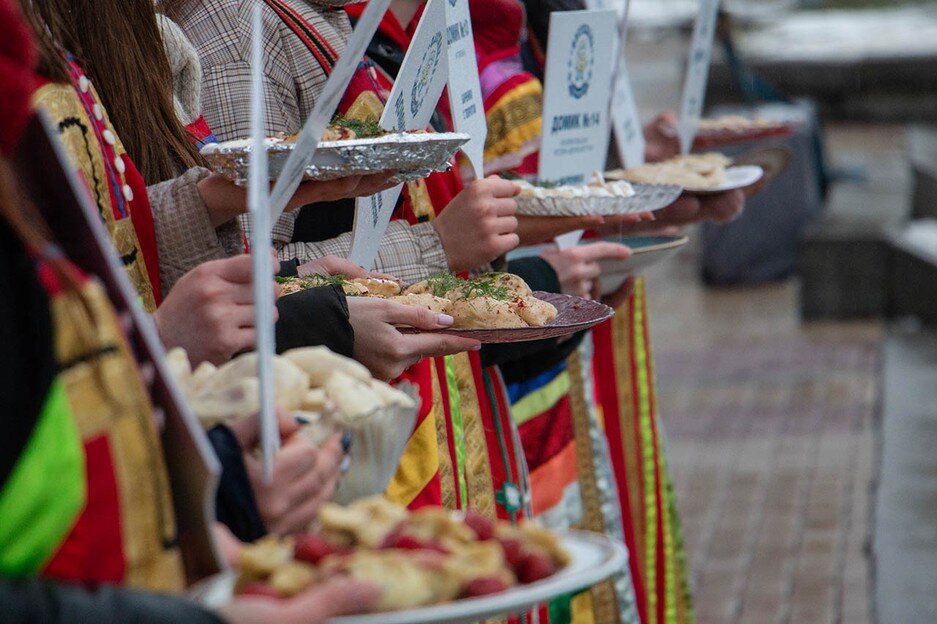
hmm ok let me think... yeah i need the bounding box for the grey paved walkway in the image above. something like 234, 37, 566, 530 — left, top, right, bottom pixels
875, 327, 937, 623
638, 123, 904, 623
645, 256, 879, 624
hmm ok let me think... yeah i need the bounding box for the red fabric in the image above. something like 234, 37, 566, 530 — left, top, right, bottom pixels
469, 0, 524, 67
42, 436, 127, 584
0, 0, 37, 154
591, 318, 648, 623
345, 3, 411, 49
184, 115, 216, 145
517, 397, 573, 472
122, 156, 163, 304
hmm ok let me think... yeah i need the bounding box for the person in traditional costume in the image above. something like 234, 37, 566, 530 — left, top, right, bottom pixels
27, 0, 478, 383
0, 2, 377, 619
472, 1, 749, 622
19, 0, 373, 542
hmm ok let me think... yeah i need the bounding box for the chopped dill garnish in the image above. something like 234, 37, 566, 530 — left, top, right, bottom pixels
425, 272, 464, 297
458, 276, 510, 301
330, 115, 386, 138
305, 273, 348, 286
279, 274, 348, 290
534, 179, 561, 189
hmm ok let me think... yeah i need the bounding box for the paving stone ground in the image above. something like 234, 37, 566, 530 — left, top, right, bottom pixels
645, 256, 880, 624
638, 124, 903, 624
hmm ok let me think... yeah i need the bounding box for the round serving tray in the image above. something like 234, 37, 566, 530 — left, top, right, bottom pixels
201, 132, 470, 183
330, 530, 628, 624
398, 291, 614, 343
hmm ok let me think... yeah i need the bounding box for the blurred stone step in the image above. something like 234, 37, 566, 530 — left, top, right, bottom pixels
885, 219, 937, 324
800, 218, 937, 322
798, 219, 892, 320
908, 126, 937, 220
876, 323, 937, 623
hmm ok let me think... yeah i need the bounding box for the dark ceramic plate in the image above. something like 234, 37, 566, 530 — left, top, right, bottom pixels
398, 291, 614, 343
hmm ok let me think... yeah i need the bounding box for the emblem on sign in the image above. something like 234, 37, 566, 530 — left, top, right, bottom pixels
567, 24, 594, 100
410, 31, 444, 117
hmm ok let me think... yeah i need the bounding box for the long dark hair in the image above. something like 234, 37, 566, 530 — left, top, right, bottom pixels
19, 0, 203, 184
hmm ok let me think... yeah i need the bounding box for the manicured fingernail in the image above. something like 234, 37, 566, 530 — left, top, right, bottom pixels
340, 455, 351, 473
295, 415, 310, 425
471, 344, 482, 351
437, 314, 454, 326
341, 432, 353, 453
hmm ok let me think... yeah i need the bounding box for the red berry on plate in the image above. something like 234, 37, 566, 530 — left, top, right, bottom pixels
463, 576, 511, 597
294, 533, 343, 564
498, 537, 525, 570
237, 582, 281, 599
381, 530, 448, 553
518, 552, 557, 584
463, 509, 495, 541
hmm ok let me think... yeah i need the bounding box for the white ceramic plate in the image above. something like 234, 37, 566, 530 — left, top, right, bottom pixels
507, 235, 689, 296
596, 235, 689, 294
682, 165, 763, 195
188, 530, 628, 623
331, 530, 627, 624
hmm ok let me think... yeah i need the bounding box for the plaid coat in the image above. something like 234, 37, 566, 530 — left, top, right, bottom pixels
174, 0, 447, 281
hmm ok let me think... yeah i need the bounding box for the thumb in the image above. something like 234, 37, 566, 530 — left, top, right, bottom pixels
384, 301, 454, 329
214, 254, 255, 284
226, 412, 261, 450
277, 407, 301, 440
581, 242, 633, 261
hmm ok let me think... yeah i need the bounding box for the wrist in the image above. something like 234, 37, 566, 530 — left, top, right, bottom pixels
197, 175, 246, 228
432, 220, 461, 273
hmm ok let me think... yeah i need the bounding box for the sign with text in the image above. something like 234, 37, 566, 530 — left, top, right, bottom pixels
444, 0, 486, 180
538, 9, 618, 248
610, 59, 644, 168
602, 0, 645, 169
349, 0, 449, 269
677, 0, 720, 154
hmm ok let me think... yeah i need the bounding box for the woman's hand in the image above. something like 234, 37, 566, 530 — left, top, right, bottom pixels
432, 176, 521, 273
196, 172, 397, 228
287, 171, 398, 210
154, 254, 279, 366
296, 255, 370, 278
539, 242, 632, 299
228, 410, 344, 535
346, 297, 481, 380
643, 112, 681, 162
216, 576, 380, 624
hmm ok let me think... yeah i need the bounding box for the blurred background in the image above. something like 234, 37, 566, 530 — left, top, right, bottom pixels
620, 1, 937, 622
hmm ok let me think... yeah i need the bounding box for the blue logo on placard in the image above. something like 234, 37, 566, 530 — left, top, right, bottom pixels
410, 32, 444, 117
567, 24, 594, 100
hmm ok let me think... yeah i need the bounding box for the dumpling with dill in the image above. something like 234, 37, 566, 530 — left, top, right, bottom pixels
448, 273, 557, 329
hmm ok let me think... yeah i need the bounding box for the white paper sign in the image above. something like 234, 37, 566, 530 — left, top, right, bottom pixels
677, 0, 720, 154
268, 0, 392, 222
538, 10, 618, 248
444, 0, 486, 180
348, 0, 449, 269
248, 6, 278, 483
610, 60, 644, 168
602, 0, 645, 169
